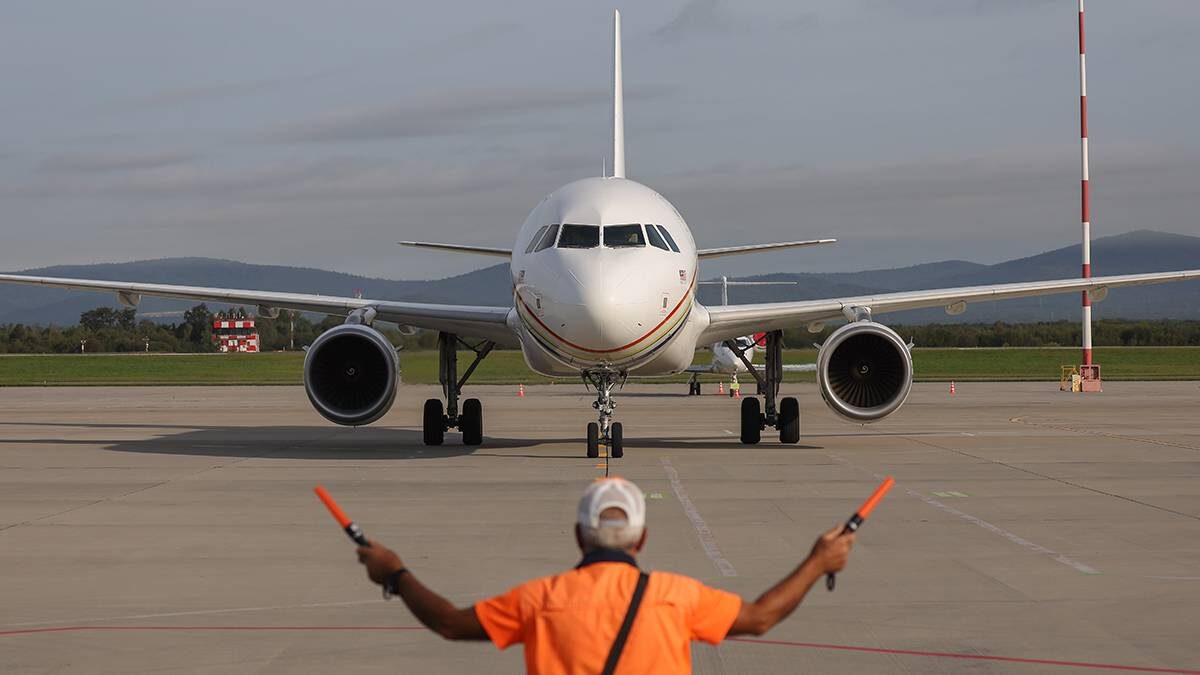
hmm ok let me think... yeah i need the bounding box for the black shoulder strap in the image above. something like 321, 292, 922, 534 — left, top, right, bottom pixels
601, 571, 650, 675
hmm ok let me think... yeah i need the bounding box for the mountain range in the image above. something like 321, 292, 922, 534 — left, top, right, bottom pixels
1, 229, 1197, 326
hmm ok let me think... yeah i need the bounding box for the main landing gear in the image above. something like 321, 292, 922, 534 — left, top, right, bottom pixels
727, 330, 800, 445
583, 369, 625, 459
422, 332, 494, 447
687, 373, 702, 395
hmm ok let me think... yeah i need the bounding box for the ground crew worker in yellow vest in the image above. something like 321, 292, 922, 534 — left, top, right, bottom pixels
729, 379, 740, 397
356, 477, 855, 674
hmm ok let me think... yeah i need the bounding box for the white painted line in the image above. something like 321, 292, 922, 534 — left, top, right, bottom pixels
660, 458, 737, 577
723, 429, 734, 435
0, 599, 379, 629
830, 455, 1100, 576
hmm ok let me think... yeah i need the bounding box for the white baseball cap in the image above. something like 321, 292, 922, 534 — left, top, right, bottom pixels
577, 477, 646, 531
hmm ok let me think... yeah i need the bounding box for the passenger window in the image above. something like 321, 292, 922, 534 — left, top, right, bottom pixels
604, 224, 645, 248
525, 225, 549, 253
557, 224, 599, 249
645, 223, 670, 251
534, 224, 559, 252
656, 225, 681, 253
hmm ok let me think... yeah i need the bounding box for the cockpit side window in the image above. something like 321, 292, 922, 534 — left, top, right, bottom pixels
645, 223, 670, 251
603, 224, 645, 248
534, 224, 560, 252
656, 225, 681, 253
557, 224, 600, 249
525, 225, 549, 253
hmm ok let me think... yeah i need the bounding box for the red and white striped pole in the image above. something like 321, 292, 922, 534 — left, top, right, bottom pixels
1078, 0, 1093, 366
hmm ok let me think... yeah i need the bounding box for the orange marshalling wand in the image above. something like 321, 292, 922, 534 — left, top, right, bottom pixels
826, 476, 895, 591
314, 485, 369, 546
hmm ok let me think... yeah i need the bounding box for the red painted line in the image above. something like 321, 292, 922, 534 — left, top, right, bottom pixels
729, 638, 1200, 674
0, 625, 425, 637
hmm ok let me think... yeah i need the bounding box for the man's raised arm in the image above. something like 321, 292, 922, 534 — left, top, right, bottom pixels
357, 541, 489, 641
727, 525, 856, 637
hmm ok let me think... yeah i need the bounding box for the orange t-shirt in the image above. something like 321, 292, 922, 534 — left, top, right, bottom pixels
474, 559, 742, 675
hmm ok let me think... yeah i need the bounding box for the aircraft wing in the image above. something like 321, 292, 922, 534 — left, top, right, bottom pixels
0, 273, 516, 345
700, 269, 1200, 344
683, 364, 718, 374
782, 363, 817, 373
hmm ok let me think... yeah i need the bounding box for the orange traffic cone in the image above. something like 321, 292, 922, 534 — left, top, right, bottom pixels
517, 383, 525, 398
733, 384, 741, 398
717, 382, 724, 396
949, 381, 956, 395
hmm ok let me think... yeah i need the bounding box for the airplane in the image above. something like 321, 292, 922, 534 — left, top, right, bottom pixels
1, 10, 1198, 460
685, 277, 815, 396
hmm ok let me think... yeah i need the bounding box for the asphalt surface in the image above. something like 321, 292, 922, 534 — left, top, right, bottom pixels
2, 381, 1199, 674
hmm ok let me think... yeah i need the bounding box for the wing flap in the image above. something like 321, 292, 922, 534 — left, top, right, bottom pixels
697, 239, 836, 259
398, 241, 512, 258
0, 273, 516, 345
701, 269, 1200, 343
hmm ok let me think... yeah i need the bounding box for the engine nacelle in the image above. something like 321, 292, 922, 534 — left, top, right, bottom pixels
817, 321, 913, 423
303, 323, 399, 426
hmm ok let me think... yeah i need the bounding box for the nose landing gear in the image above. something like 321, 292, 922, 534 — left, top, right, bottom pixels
583, 369, 625, 459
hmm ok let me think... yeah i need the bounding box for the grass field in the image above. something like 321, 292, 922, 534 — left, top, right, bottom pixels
0, 347, 1196, 386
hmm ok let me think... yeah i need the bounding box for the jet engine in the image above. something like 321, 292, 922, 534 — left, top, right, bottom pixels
303, 323, 399, 426
816, 321, 912, 423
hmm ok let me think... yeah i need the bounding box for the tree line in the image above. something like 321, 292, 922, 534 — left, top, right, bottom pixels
785, 320, 1200, 349
0, 304, 1197, 353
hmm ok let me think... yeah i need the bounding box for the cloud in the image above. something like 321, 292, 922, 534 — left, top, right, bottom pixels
39, 150, 199, 173
252, 85, 669, 144
653, 0, 744, 39
104, 72, 334, 112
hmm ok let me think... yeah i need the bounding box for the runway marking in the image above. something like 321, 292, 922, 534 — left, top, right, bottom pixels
1011, 416, 1200, 453
728, 637, 1200, 674
915, 424, 1200, 523
0, 600, 380, 630
0, 625, 425, 637
830, 455, 1100, 576
5, 626, 1193, 673
722, 429, 734, 436
660, 458, 737, 577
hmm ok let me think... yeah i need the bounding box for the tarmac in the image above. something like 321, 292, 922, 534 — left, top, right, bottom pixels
1, 381, 1199, 674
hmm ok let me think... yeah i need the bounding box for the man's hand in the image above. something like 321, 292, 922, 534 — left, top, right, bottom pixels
356, 540, 404, 585
809, 524, 856, 575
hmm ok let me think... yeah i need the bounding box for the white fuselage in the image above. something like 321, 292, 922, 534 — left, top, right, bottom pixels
508, 176, 709, 377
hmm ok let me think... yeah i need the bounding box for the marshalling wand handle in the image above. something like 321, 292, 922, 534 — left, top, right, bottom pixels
314, 485, 398, 598
826, 476, 895, 592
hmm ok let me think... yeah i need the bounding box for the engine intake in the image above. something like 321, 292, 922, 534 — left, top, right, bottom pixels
817, 321, 912, 423
303, 323, 399, 426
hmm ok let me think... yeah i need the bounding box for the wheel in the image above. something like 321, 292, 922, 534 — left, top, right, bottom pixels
686, 382, 695, 396
756, 382, 765, 395
423, 398, 445, 446
611, 422, 624, 458
778, 396, 800, 444
740, 396, 761, 445
728, 385, 735, 398
586, 423, 600, 458
694, 382, 702, 395
460, 398, 483, 446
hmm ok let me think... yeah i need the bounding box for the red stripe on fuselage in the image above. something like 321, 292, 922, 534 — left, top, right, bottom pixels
517, 274, 695, 355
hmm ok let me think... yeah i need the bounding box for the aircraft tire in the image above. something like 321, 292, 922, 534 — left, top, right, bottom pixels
423, 398, 445, 446
586, 422, 600, 458
740, 397, 761, 445
461, 398, 483, 446
611, 423, 624, 458
779, 396, 800, 444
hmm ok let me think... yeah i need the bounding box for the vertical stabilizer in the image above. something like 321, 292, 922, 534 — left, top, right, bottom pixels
611, 9, 625, 178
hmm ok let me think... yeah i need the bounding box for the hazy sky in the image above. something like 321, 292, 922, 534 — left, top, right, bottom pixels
2, 1, 1197, 280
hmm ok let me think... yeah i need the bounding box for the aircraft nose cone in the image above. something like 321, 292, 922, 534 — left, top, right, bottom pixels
542, 255, 657, 357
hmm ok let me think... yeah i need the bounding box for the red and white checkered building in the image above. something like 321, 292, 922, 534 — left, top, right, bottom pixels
213, 319, 260, 353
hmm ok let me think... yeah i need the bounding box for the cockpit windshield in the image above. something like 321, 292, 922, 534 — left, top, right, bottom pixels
603, 224, 644, 248
557, 224, 600, 249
